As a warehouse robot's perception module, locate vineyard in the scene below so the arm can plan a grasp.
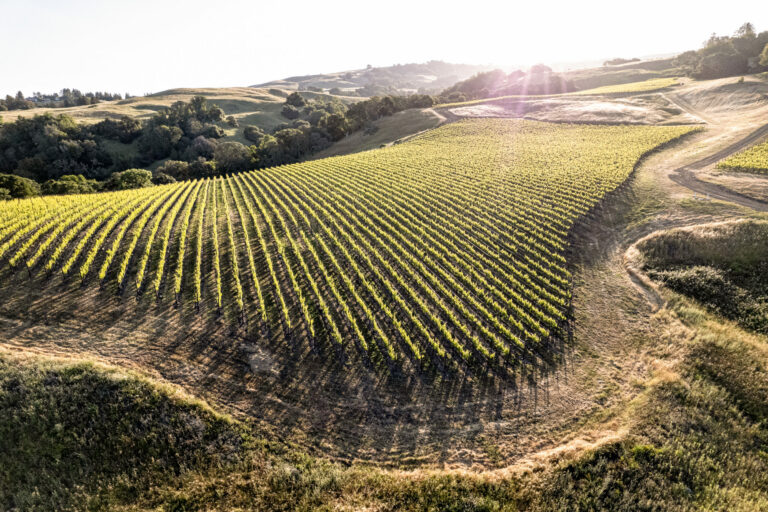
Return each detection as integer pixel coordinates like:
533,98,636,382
717,138,768,173
0,119,694,374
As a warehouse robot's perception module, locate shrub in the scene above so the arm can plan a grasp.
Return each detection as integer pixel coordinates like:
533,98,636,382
105,169,153,190
156,160,191,180
152,171,176,185
188,157,217,178
41,174,99,195
0,173,40,198
281,104,300,120
214,142,252,173
226,115,238,127
285,92,306,107
243,126,265,144
91,116,142,143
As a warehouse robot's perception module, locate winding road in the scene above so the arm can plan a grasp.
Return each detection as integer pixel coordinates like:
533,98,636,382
668,122,768,212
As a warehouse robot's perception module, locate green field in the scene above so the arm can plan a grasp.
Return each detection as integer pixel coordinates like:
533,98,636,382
717,138,768,173
0,119,694,373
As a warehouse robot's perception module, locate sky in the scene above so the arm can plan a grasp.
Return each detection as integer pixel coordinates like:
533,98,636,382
0,0,764,97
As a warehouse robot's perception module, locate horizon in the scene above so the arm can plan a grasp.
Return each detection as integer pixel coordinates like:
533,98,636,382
0,0,764,97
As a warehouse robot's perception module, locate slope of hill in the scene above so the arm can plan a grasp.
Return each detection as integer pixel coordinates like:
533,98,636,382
0,87,360,131
254,60,494,95
6,53,768,510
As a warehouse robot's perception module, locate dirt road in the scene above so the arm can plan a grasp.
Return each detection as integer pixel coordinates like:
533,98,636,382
668,122,768,212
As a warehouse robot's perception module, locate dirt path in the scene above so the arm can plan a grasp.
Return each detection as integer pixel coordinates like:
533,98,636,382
668,122,768,212
660,92,717,125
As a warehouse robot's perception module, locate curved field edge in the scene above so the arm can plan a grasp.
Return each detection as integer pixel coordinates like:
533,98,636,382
5,278,768,512
0,120,699,380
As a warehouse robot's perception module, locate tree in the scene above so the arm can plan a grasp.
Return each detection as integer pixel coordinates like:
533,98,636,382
41,174,99,195
325,113,349,141
281,104,300,119
696,51,748,79
226,115,238,127
105,169,154,190
761,43,768,66
213,142,252,173
0,173,41,198
152,171,176,185
91,115,141,143
735,22,756,39
285,92,306,107
156,160,192,180
243,126,265,144
137,125,183,160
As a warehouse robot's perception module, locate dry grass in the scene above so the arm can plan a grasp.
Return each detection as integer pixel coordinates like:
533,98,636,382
312,108,444,158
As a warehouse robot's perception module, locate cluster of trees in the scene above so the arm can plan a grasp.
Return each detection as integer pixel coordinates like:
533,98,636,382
134,96,225,164
438,65,574,102
0,89,125,111
0,169,157,200
0,113,115,181
674,23,768,79
0,90,438,198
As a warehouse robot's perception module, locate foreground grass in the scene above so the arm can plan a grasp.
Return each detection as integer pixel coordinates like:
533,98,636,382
4,277,768,511
636,220,768,334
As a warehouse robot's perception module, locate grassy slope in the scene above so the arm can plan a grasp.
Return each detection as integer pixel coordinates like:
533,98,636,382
636,220,768,334
5,284,768,511
312,108,444,158
4,148,768,510
0,87,363,165
435,77,683,109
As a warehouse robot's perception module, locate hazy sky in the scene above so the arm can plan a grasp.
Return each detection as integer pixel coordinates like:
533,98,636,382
1,0,763,96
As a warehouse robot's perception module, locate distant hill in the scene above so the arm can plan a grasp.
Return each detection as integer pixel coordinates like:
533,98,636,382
254,60,495,96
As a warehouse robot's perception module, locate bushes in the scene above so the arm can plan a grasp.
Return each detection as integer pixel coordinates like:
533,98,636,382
91,115,142,143
243,126,265,144
285,92,306,107
137,125,183,161
152,171,176,185
156,158,217,180
104,169,154,190
0,113,113,180
0,173,40,198
673,22,768,79
213,142,253,173
41,174,99,195
281,104,300,119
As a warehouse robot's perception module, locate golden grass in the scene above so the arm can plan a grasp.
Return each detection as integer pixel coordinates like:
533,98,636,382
435,77,682,109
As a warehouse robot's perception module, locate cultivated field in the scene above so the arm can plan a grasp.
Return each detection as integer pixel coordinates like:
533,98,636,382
0,119,693,375
717,138,768,173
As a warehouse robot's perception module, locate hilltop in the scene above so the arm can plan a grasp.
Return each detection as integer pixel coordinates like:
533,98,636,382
253,60,495,95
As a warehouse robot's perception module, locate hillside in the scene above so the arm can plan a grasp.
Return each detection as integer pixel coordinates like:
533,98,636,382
4,63,768,510
0,86,360,139
254,60,494,95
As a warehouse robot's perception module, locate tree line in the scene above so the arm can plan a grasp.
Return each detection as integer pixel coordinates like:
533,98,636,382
0,89,126,111
0,91,435,198
674,23,768,79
